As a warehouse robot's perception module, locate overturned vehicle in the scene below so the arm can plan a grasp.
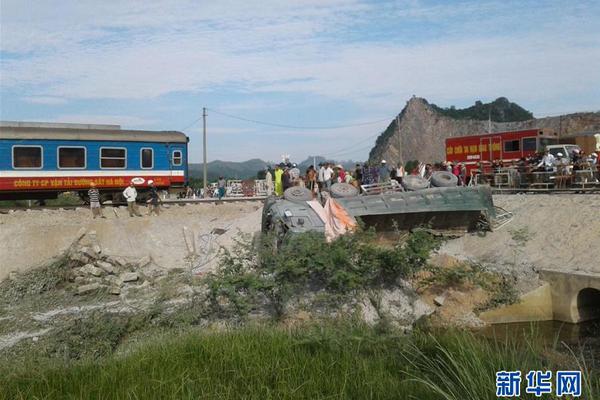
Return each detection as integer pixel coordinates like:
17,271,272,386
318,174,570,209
262,172,499,239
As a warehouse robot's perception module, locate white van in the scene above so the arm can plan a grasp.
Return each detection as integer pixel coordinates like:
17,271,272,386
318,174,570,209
545,144,582,161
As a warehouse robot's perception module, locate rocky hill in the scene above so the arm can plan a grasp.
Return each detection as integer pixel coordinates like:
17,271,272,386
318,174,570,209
369,97,600,164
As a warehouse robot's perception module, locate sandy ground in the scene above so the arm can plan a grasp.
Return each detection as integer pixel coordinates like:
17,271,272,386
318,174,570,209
440,194,600,277
0,202,263,281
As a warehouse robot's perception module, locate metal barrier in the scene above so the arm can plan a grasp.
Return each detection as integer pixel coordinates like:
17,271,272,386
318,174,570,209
471,167,600,192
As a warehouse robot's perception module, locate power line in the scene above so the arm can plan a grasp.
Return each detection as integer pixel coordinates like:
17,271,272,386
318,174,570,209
206,108,392,130
180,116,203,132
325,142,375,159
326,132,381,157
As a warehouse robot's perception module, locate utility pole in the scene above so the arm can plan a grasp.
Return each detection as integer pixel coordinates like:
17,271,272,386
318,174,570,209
396,114,402,166
202,107,208,198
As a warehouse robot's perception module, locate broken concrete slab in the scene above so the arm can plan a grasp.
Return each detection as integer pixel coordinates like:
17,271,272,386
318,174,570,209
80,264,104,277
79,247,98,260
69,253,90,265
120,272,139,283
104,256,127,267
77,283,105,295
109,286,121,295
434,295,446,307
96,261,115,274
136,256,152,269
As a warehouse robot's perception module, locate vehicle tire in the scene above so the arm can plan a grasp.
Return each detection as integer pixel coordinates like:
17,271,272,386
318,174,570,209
330,182,359,198
430,171,458,187
283,187,313,202
401,175,430,191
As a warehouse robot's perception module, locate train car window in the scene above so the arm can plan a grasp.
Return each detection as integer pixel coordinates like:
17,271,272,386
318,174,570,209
13,146,42,169
58,147,86,169
100,148,127,168
141,148,153,169
503,140,520,152
522,138,537,151
172,150,182,166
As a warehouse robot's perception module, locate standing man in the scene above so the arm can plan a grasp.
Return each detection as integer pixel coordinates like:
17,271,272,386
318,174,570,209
146,180,161,216
318,163,326,190
265,167,274,196
289,163,300,185
378,160,390,183
88,182,105,219
354,163,363,187
217,176,226,200
323,162,334,191
536,149,556,172
123,181,142,217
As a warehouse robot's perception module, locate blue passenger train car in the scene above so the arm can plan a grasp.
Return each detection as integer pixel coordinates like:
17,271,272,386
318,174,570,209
0,121,189,201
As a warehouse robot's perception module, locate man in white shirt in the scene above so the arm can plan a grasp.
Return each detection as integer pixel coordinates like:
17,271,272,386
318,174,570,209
323,163,334,191
123,181,142,217
265,167,274,195
536,150,556,172
317,163,325,191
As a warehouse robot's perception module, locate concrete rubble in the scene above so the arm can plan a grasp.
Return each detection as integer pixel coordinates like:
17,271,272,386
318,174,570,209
64,231,152,296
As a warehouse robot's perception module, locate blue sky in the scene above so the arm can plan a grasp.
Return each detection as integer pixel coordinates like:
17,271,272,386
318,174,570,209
1,0,599,162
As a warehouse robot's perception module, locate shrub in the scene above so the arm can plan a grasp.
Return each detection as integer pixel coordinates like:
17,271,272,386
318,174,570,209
205,230,441,319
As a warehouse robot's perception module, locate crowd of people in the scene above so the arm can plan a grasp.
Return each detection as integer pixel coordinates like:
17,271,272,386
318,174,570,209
479,149,599,188
263,160,424,196
262,148,600,196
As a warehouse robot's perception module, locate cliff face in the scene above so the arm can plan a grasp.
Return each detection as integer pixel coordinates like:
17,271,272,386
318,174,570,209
369,97,600,164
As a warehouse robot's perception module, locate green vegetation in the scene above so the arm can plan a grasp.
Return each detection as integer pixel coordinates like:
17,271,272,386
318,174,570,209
205,230,440,319
1,323,597,400
430,97,534,122
419,262,520,312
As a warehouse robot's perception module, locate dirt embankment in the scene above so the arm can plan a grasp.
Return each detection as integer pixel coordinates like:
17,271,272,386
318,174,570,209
440,194,600,289
0,202,263,281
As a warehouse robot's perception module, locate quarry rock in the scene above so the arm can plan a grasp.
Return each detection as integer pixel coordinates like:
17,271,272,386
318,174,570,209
369,97,600,165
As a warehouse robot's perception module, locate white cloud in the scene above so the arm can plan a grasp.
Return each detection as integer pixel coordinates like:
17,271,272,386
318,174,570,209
21,96,67,105
1,0,599,161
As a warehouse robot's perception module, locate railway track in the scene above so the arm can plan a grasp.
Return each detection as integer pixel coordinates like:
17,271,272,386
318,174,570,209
1,187,598,214
491,187,600,194
0,196,268,213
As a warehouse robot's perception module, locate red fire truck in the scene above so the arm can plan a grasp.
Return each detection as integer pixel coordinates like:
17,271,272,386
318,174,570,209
445,128,559,174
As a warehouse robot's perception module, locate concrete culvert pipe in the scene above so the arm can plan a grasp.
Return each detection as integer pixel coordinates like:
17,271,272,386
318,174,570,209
330,183,359,198
430,171,458,187
401,175,430,191
283,187,313,202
